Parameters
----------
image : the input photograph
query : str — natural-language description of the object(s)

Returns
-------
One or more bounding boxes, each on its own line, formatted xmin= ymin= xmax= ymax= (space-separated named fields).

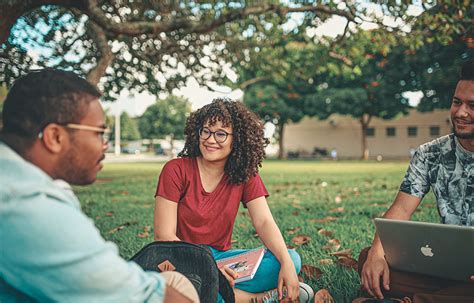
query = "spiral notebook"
xmin=216 ymin=247 xmax=266 ymax=283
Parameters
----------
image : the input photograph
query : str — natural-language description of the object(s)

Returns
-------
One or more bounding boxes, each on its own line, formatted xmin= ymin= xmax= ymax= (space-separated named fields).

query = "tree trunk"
xmin=169 ymin=134 xmax=175 ymax=159
xmin=359 ymin=114 xmax=372 ymax=160
xmin=277 ymin=122 xmax=285 ymax=160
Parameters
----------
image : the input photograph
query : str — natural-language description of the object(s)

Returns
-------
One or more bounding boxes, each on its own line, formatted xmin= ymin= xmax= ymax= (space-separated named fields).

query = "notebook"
xmin=216 ymin=247 xmax=266 ymax=283
xmin=374 ymin=218 xmax=474 ymax=281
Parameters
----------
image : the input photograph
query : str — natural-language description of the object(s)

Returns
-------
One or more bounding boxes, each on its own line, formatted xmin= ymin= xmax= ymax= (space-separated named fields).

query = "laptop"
xmin=374 ymin=218 xmax=474 ymax=281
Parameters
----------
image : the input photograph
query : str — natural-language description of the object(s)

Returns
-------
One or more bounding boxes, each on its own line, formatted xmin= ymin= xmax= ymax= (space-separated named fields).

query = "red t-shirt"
xmin=155 ymin=157 xmax=269 ymax=251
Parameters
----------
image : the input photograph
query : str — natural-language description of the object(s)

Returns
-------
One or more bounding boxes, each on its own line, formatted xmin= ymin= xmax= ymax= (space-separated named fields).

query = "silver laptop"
xmin=374 ymin=218 xmax=474 ymax=281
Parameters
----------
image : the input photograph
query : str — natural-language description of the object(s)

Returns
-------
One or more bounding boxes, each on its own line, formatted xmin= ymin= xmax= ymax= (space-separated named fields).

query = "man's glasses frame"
xmin=38 ymin=123 xmax=111 ymax=144
xmin=198 ymin=127 xmax=233 ymax=143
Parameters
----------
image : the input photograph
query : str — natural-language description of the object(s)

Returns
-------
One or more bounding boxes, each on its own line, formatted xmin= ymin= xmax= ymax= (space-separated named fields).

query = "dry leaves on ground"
xmin=105 ymin=212 xmax=114 ymax=217
xmin=336 ymin=256 xmax=358 ymax=270
xmin=287 ymin=227 xmax=301 ymax=235
xmin=318 ymin=228 xmax=333 ymax=237
xmin=314 ymin=289 xmax=335 ymax=303
xmin=308 ymin=216 xmax=338 ymax=223
xmin=108 ymin=221 xmax=137 ymax=234
xmin=300 ymin=264 xmax=323 ymax=280
xmin=291 ymin=234 xmax=311 ymax=245
xmin=137 ymin=226 xmax=152 ymax=238
xmin=318 ymin=258 xmax=334 ymax=265
xmin=330 ymin=249 xmax=352 ymax=258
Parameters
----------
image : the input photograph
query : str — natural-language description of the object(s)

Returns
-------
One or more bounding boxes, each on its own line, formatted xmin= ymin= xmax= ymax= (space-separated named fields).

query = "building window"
xmin=407 ymin=126 xmax=417 ymax=137
xmin=366 ymin=127 xmax=375 ymax=137
xmin=430 ymin=126 xmax=440 ymax=136
xmin=386 ymin=127 xmax=396 ymax=137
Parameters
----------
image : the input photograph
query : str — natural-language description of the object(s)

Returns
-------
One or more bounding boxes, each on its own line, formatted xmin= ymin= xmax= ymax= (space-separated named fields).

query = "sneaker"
xmin=299 ymin=282 xmax=315 ymax=302
xmin=259 ymin=282 xmax=314 ymax=303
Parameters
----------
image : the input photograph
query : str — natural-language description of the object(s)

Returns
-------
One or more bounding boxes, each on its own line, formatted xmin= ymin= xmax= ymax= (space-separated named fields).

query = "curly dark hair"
xmin=178 ymin=98 xmax=269 ymax=184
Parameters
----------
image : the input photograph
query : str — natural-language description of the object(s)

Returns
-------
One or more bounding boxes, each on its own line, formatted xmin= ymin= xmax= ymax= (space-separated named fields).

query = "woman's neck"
xmin=197 ymin=156 xmax=226 ymax=177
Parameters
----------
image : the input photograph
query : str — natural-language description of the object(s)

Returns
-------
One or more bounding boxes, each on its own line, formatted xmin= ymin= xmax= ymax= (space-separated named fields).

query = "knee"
xmin=288 ymin=249 xmax=302 ymax=274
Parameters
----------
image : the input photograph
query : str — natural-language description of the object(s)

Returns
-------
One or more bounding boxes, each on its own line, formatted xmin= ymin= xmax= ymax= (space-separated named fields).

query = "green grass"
xmin=75 ymin=160 xmax=439 ymax=302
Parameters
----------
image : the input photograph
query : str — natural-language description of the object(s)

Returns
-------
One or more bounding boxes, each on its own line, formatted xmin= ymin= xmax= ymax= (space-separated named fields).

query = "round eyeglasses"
xmin=199 ymin=127 xmax=232 ymax=143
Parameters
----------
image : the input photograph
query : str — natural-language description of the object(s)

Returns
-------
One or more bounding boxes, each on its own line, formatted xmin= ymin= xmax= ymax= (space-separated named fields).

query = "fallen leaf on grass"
xmin=108 ymin=221 xmax=137 ymax=234
xmin=318 ymin=259 xmax=333 ymax=265
xmin=334 ymin=195 xmax=342 ymax=203
xmin=121 ymin=191 xmax=129 ymax=195
xmin=291 ymin=234 xmax=311 ymax=245
xmin=329 ymin=207 xmax=344 ymax=213
xmin=308 ymin=216 xmax=338 ymax=223
xmin=318 ymin=229 xmax=333 ymax=237
xmin=314 ymin=289 xmax=335 ymax=303
xmin=231 ymin=239 xmax=237 ymax=244
xmin=287 ymin=227 xmax=301 ymax=235
xmin=322 ymin=239 xmax=341 ymax=251
xmin=292 ymin=211 xmax=300 ymax=216
xmin=336 ymin=256 xmax=358 ymax=270
xmin=253 ymin=233 xmax=259 ymax=238
xmin=300 ymin=264 xmax=323 ymax=280
xmin=330 ymin=249 xmax=352 ymax=258
xmin=137 ymin=226 xmax=151 ymax=238
xmin=105 ymin=212 xmax=114 ymax=217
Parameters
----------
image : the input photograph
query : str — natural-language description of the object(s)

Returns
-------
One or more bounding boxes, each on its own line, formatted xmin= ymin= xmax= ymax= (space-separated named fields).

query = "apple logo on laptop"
xmin=420 ymin=245 xmax=434 ymax=257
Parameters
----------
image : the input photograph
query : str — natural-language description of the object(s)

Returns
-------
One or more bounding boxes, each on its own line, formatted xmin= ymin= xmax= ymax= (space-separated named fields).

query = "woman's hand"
xmin=278 ymin=262 xmax=299 ymax=301
xmin=219 ymin=266 xmax=239 ymax=289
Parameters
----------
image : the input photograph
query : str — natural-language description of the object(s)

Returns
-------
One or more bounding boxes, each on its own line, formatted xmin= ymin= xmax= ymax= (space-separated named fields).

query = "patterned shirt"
xmin=400 ymin=134 xmax=473 ymax=226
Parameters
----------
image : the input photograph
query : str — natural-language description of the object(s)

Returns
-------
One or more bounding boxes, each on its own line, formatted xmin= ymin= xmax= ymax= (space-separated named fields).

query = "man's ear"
xmin=40 ymin=124 xmax=68 ymax=153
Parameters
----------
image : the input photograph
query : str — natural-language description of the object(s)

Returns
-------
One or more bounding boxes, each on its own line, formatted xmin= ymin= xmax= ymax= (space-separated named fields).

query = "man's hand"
xmin=361 ymin=249 xmax=390 ymax=299
xmin=470 ymin=275 xmax=474 ymax=281
xmin=219 ymin=266 xmax=238 ymax=289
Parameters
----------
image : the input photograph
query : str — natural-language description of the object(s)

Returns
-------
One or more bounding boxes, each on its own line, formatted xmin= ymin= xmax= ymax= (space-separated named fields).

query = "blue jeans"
xmin=210 ymin=247 xmax=301 ymax=302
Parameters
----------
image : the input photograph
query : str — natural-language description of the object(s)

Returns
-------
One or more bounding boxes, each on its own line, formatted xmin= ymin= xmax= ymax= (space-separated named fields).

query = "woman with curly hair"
xmin=154 ymin=98 xmax=309 ymax=302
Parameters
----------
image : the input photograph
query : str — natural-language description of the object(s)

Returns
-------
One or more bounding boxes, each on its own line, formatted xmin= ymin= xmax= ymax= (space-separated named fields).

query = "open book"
xmin=216 ymin=247 xmax=266 ymax=283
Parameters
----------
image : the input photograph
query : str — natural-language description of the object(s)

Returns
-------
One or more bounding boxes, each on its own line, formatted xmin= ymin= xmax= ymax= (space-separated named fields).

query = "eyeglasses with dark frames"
xmin=199 ymin=127 xmax=233 ymax=143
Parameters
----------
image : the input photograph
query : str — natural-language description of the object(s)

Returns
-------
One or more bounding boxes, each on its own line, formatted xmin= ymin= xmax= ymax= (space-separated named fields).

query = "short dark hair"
xmin=179 ymin=98 xmax=269 ymax=184
xmin=2 ymin=68 xmax=101 ymax=146
xmin=460 ymin=59 xmax=474 ymax=81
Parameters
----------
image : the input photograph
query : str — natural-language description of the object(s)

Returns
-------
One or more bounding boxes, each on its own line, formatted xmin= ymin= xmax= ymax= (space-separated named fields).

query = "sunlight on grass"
xmin=76 ymin=160 xmax=438 ymax=302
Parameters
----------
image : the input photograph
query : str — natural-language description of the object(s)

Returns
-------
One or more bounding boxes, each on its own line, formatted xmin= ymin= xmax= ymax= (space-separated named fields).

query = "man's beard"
xmin=452 ymin=121 xmax=474 ymax=139
xmin=57 ymin=147 xmax=95 ymax=185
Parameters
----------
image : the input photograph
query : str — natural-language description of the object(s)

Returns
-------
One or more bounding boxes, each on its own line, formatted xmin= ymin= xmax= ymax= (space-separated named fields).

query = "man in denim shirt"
xmin=0 ymin=69 xmax=198 ymax=302
xmin=356 ymin=60 xmax=474 ymax=303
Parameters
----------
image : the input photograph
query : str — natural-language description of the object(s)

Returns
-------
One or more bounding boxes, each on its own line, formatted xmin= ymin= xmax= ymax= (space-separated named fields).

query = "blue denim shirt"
xmin=0 ymin=142 xmax=166 ymax=302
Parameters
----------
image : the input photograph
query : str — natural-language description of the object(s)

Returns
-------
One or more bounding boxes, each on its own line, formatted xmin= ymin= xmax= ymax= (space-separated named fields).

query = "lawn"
xmin=75 ymin=160 xmax=439 ymax=302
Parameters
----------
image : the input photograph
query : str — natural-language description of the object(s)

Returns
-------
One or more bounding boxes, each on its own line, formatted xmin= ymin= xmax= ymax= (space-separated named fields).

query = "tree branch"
xmin=239 ymin=76 xmax=269 ymax=89
xmin=86 ymin=21 xmax=114 ymax=85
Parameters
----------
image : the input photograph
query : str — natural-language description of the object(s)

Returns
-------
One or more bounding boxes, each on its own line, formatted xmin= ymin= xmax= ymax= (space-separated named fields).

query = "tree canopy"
xmin=4 ymin=1 xmax=469 ymax=99
xmin=138 ymin=95 xmax=191 ymax=143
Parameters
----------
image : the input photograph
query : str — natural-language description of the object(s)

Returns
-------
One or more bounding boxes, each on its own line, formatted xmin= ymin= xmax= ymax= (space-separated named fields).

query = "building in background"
xmin=283 ymin=109 xmax=451 ymax=159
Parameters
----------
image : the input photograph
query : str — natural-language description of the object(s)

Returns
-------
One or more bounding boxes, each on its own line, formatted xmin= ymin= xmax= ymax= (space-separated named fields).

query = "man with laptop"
xmin=357 ymin=59 xmax=474 ymax=303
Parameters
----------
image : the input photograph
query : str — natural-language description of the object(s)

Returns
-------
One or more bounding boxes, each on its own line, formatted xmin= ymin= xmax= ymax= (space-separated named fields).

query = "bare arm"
xmin=362 ymin=191 xmax=422 ymax=299
xmin=247 ymin=197 xmax=300 ymax=301
xmin=154 ymin=196 xmax=181 ymax=241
